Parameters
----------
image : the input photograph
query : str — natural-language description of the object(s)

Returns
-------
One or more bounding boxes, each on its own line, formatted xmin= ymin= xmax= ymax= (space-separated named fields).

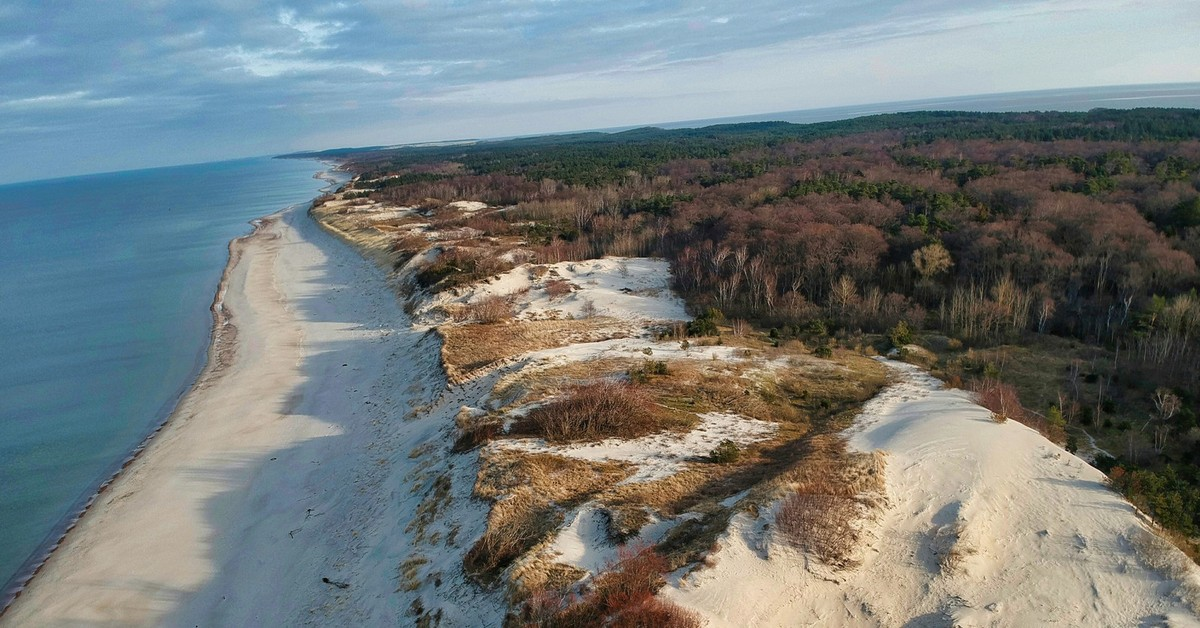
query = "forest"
xmin=302 ymin=107 xmax=1200 ymax=555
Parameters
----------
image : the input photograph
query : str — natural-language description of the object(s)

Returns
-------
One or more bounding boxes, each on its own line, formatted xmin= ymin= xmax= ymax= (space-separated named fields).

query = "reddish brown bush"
xmin=969 ymin=377 xmax=1065 ymax=443
xmin=545 ymin=279 xmax=573 ymax=299
xmin=521 ymin=381 xmax=656 ymax=442
xmin=517 ymin=548 xmax=700 ymax=628
xmin=970 ymin=377 xmax=1025 ymax=423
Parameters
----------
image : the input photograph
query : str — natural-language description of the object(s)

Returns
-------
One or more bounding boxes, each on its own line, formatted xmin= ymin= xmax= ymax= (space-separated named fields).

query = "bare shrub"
xmin=465 ymin=295 xmax=514 ymax=324
xmin=971 ymin=377 xmax=1023 ymax=423
xmin=416 ymin=246 xmax=515 ymax=291
xmin=520 ymin=381 xmax=657 ymax=442
xmin=970 ymin=377 xmax=1065 ymax=442
xmin=776 ymin=481 xmax=860 ymax=568
xmin=545 ymin=279 xmax=573 ymax=299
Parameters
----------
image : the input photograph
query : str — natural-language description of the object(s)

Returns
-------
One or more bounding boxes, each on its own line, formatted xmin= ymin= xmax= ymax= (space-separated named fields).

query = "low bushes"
xmin=970 ymin=377 xmax=1065 ymax=443
xmin=519 ymin=381 xmax=658 ymax=442
xmin=776 ymin=482 xmax=860 ymax=568
xmin=709 ymin=439 xmax=741 ymax=463
xmin=545 ymin=279 xmax=573 ymax=299
xmin=416 ymin=246 xmax=514 ymax=291
xmin=465 ymin=295 xmax=515 ymax=324
xmin=515 ymin=548 xmax=700 ymax=628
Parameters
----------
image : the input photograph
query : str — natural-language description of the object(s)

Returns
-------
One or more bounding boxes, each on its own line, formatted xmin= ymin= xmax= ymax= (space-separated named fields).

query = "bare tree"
xmin=1144 ymin=387 xmax=1181 ymax=454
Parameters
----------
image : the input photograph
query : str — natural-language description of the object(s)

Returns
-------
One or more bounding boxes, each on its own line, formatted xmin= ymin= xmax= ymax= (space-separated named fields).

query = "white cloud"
xmin=277 ymin=8 xmax=348 ymax=48
xmin=0 ymin=35 xmax=36 ymax=57
xmin=222 ymin=46 xmax=389 ymax=77
xmin=0 ymin=91 xmax=131 ymax=109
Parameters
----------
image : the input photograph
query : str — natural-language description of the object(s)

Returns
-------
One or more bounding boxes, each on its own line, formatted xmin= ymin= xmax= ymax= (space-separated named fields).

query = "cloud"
xmin=0 ymin=0 xmax=1196 ymax=184
xmin=222 ymin=45 xmax=390 ymax=77
xmin=0 ymin=35 xmax=36 ymax=57
xmin=277 ymin=8 xmax=348 ymax=48
xmin=0 ymin=90 xmax=131 ymax=109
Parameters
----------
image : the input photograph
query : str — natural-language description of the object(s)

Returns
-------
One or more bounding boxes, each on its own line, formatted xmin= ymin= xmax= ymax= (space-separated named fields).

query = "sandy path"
xmin=1 ymin=209 xmax=446 ymax=626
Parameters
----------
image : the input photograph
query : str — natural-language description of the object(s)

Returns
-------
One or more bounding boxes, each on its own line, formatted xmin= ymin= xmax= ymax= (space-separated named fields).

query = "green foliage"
xmin=687 ymin=307 xmax=724 ymax=337
xmin=710 ymin=439 xmax=741 ymax=463
xmin=888 ymin=321 xmax=914 ymax=348
xmin=1109 ymin=465 xmax=1200 ymax=536
xmin=1047 ymin=405 xmax=1065 ymax=428
xmin=629 ymin=360 xmax=670 ymax=383
xmin=804 ymin=320 xmax=828 ymax=337
xmin=814 ymin=344 xmax=833 ymax=359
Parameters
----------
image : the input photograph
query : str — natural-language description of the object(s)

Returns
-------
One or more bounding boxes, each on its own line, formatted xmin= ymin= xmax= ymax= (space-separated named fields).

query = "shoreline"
xmin=0 ymin=166 xmax=345 ymax=615
xmin=0 ymin=178 xmax=437 ymax=625
xmin=0 ymin=212 xmax=266 ymax=619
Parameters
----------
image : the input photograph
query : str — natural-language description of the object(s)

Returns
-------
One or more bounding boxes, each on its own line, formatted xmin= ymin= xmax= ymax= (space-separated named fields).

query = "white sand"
xmin=1 ymin=209 xmax=501 ymax=626
xmin=420 ymin=257 xmax=689 ymax=325
xmin=664 ymin=361 xmax=1200 ymax=627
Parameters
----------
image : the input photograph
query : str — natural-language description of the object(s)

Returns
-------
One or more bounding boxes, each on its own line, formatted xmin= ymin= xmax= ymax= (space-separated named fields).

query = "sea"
xmin=1 ymin=83 xmax=1199 ymax=607
xmin=0 ymin=157 xmax=344 ymax=605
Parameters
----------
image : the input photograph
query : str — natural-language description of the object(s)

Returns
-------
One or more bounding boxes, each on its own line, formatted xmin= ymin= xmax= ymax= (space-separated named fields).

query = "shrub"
xmin=888 ymin=320 xmax=913 ymax=347
xmin=814 ymin=344 xmax=833 ymax=358
xmin=521 ymin=381 xmax=656 ymax=442
xmin=465 ymin=295 xmax=515 ymax=324
xmin=776 ymin=483 xmax=860 ymax=568
xmin=970 ymin=378 xmax=1066 ymax=443
xmin=628 ymin=360 xmax=669 ymax=383
xmin=687 ymin=307 xmax=723 ymax=337
xmin=710 ymin=439 xmax=741 ymax=463
xmin=1047 ymin=405 xmax=1065 ymax=428
xmin=517 ymin=548 xmax=700 ymax=628
xmin=545 ymin=279 xmax=573 ymax=299
xmin=415 ymin=247 xmax=515 ymax=291
xmin=453 ymin=419 xmax=501 ymax=452
xmin=971 ymin=378 xmax=1025 ymax=423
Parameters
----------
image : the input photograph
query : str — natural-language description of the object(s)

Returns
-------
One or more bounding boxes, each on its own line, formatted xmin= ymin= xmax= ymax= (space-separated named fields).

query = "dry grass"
xmin=466 ymin=451 xmax=630 ymax=581
xmin=437 ymin=318 xmax=631 ymax=383
xmin=398 ymin=555 xmax=430 ymax=592
xmin=453 ymin=407 xmax=503 ymax=452
xmin=774 ymin=437 xmax=888 ymax=569
xmin=406 ymin=473 xmax=452 ymax=543
xmin=490 ymin=357 xmax=636 ymax=408
xmin=465 ymin=295 xmax=515 ymax=324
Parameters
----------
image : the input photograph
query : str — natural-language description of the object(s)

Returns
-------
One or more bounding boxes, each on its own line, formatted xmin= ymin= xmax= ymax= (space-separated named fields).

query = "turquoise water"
xmin=0 ymin=157 xmax=339 ymax=603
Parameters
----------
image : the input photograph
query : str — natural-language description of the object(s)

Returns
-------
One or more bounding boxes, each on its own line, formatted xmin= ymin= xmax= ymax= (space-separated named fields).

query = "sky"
xmin=0 ymin=0 xmax=1198 ymax=184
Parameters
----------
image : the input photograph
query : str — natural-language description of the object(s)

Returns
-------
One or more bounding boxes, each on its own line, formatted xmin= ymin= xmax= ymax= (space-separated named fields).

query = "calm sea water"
xmin=651 ymin=82 xmax=1200 ymax=129
xmin=0 ymin=157 xmax=340 ymax=602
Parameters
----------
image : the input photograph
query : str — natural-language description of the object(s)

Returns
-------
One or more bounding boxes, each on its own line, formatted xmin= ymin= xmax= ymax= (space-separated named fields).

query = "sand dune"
xmin=664 ymin=361 xmax=1200 ymax=627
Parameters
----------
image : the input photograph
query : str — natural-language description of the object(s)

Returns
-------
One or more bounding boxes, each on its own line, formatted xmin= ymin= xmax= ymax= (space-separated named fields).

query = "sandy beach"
xmin=1 ymin=208 xmax=445 ymax=626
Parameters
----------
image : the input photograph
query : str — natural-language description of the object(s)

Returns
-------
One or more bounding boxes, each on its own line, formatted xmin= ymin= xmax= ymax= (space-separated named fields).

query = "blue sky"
xmin=1 ymin=0 xmax=1197 ymax=184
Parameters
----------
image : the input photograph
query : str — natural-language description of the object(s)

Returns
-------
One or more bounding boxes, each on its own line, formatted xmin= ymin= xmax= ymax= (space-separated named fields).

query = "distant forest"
xmin=302 ymin=108 xmax=1200 ymax=552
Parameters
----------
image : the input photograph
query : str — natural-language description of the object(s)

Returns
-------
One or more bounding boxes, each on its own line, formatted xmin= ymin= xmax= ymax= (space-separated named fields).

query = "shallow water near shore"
xmin=0 ymin=157 xmax=340 ymax=603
